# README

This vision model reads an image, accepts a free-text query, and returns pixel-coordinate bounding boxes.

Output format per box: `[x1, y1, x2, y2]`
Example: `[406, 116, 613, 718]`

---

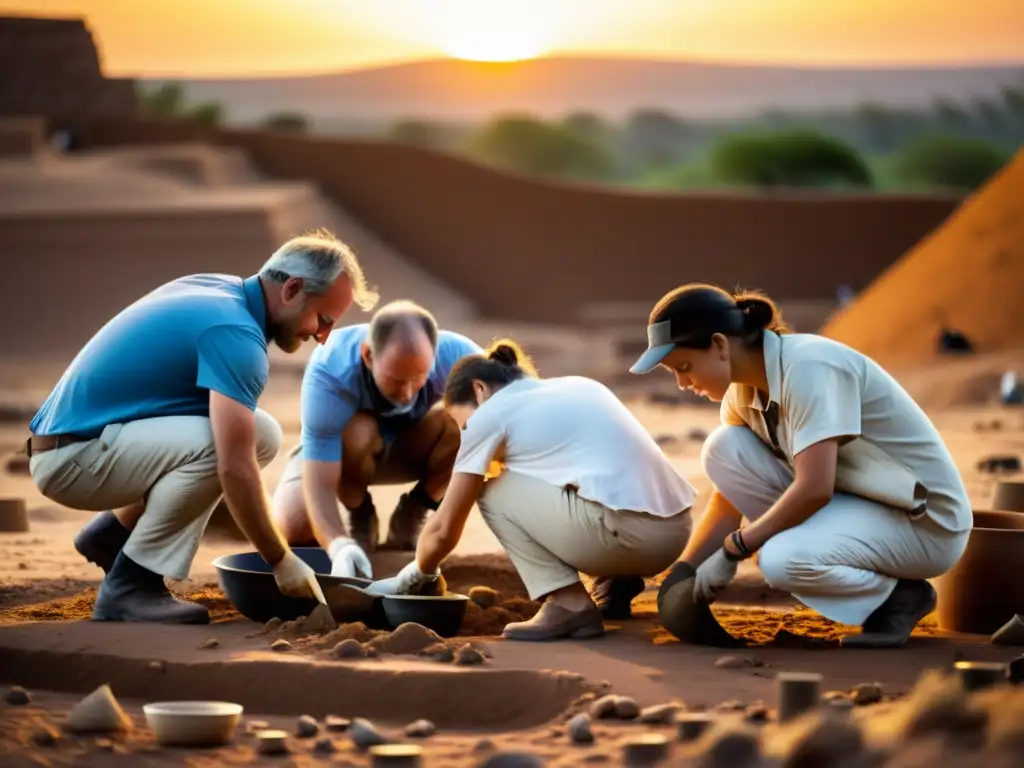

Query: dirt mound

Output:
[822, 150, 1024, 366]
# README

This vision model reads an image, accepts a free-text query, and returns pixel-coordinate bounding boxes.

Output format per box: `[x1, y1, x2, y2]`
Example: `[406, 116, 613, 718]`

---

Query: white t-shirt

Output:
[721, 331, 971, 534]
[453, 376, 696, 517]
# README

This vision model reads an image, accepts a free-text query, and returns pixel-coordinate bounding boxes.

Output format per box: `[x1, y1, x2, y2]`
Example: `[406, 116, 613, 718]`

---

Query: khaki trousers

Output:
[29, 411, 282, 579]
[702, 425, 969, 626]
[477, 470, 692, 600]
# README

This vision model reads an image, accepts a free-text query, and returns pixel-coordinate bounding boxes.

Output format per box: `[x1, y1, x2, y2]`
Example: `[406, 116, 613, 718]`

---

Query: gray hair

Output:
[259, 228, 379, 310]
[369, 300, 439, 358]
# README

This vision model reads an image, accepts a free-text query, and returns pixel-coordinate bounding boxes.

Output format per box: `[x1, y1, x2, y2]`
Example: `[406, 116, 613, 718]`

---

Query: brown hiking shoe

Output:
[382, 493, 429, 551]
[841, 579, 937, 648]
[347, 494, 379, 555]
[502, 602, 606, 641]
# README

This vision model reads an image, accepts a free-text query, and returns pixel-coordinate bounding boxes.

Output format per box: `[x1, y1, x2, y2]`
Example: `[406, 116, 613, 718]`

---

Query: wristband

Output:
[722, 545, 745, 563]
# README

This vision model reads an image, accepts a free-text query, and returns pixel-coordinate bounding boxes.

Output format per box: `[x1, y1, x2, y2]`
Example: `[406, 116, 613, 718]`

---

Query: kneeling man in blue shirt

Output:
[271, 300, 482, 577]
[27, 231, 377, 624]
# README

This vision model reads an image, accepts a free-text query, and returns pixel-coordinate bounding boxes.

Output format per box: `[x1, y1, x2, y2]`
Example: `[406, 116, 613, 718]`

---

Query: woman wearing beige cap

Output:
[630, 282, 971, 648]
[368, 338, 696, 641]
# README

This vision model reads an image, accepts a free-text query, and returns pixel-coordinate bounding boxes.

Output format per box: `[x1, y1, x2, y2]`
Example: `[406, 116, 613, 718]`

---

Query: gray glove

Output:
[693, 549, 739, 604]
[365, 560, 440, 596]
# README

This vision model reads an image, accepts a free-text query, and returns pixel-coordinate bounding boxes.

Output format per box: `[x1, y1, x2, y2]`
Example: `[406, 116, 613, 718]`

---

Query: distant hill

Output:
[144, 56, 1024, 125]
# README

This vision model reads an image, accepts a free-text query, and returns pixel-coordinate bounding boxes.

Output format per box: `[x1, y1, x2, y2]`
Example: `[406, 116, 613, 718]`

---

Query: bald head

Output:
[363, 301, 439, 405]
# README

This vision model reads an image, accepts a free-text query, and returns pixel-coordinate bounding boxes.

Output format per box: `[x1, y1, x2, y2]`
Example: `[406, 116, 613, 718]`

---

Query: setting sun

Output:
[433, 0, 555, 62]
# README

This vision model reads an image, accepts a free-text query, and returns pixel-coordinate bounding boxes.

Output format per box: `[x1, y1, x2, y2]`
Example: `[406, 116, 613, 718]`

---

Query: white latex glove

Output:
[365, 559, 439, 596]
[693, 549, 739, 604]
[328, 535, 373, 579]
[273, 550, 327, 603]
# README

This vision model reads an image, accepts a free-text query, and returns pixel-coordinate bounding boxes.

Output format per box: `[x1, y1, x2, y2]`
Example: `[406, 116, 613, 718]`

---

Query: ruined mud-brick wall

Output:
[0, 16, 136, 121]
[72, 117, 961, 325]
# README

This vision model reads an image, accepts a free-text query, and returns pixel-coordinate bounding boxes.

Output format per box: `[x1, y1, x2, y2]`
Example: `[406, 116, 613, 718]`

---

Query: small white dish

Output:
[143, 700, 243, 746]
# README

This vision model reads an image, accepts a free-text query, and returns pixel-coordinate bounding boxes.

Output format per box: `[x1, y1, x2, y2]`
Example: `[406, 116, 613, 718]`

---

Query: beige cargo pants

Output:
[29, 411, 282, 579]
[477, 470, 692, 600]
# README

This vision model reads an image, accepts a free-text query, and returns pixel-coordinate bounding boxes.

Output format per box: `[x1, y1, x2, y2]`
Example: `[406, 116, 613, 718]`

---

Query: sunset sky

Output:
[6, 0, 1024, 76]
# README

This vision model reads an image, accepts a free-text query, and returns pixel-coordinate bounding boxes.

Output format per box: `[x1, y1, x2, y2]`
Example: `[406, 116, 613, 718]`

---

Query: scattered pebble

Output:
[744, 702, 769, 723]
[478, 752, 546, 768]
[270, 639, 292, 652]
[714, 655, 762, 669]
[469, 585, 501, 609]
[296, 714, 319, 737]
[313, 737, 336, 753]
[4, 685, 31, 705]
[265, 617, 283, 632]
[716, 699, 747, 712]
[405, 719, 436, 738]
[851, 682, 884, 705]
[245, 720, 270, 734]
[474, 737, 497, 752]
[639, 702, 682, 724]
[455, 643, 486, 666]
[32, 725, 60, 747]
[66, 684, 133, 734]
[367, 623, 442, 656]
[197, 638, 219, 650]
[332, 638, 366, 659]
[590, 694, 618, 719]
[568, 713, 594, 744]
[256, 730, 289, 755]
[324, 715, 351, 732]
[421, 642, 454, 663]
[701, 725, 761, 768]
[349, 718, 389, 750]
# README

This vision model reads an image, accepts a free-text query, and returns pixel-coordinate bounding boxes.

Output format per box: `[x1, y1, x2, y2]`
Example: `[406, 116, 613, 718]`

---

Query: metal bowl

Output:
[381, 593, 470, 638]
[212, 547, 387, 627]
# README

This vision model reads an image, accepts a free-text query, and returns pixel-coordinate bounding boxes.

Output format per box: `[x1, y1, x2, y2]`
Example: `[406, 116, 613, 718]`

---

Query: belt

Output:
[26, 434, 92, 457]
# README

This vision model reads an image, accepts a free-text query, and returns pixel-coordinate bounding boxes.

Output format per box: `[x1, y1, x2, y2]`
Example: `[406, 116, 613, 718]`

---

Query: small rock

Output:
[405, 718, 436, 738]
[469, 585, 501, 609]
[421, 642, 454, 663]
[568, 713, 594, 743]
[296, 715, 319, 737]
[478, 752, 546, 768]
[256, 730, 289, 755]
[639, 702, 682, 724]
[324, 715, 351, 732]
[474, 737, 497, 752]
[245, 720, 271, 734]
[455, 644, 486, 666]
[147, 661, 164, 672]
[66, 685, 133, 734]
[744, 703, 769, 722]
[31, 724, 60, 747]
[265, 617, 283, 631]
[589, 694, 619, 719]
[313, 737, 336, 753]
[701, 725, 761, 767]
[368, 622, 442, 655]
[4, 686, 31, 705]
[348, 718, 389, 750]
[613, 696, 639, 720]
[851, 682, 884, 705]
[270, 639, 292, 652]
[198, 638, 219, 650]
[332, 638, 366, 659]
[715, 655, 761, 669]
[17, 562, 28, 570]
[716, 699, 747, 712]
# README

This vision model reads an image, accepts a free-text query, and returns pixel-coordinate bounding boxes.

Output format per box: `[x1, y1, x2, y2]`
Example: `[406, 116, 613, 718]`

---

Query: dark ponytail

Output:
[444, 338, 537, 407]
[734, 291, 789, 338]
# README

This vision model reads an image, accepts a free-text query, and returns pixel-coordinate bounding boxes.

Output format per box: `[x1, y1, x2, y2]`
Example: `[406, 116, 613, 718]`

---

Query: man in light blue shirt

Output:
[271, 300, 482, 577]
[27, 231, 378, 624]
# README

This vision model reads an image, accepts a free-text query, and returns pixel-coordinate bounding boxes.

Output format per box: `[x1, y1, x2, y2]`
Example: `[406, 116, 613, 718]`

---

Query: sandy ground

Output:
[2, 358, 1024, 765]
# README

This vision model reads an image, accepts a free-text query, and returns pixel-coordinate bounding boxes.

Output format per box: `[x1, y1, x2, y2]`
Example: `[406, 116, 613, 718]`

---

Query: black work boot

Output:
[383, 490, 432, 551]
[591, 575, 646, 620]
[92, 551, 210, 624]
[347, 494, 379, 555]
[841, 579, 937, 648]
[74, 510, 131, 573]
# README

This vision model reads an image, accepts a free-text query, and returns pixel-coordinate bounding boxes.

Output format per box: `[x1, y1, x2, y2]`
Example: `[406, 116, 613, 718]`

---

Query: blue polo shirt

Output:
[300, 324, 482, 463]
[30, 274, 271, 439]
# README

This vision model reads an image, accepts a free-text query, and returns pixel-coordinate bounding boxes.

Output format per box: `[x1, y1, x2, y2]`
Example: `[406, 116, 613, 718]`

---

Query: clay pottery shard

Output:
[656, 561, 745, 648]
[994, 480, 1024, 513]
[991, 614, 1024, 646]
[936, 510, 1024, 635]
[0, 497, 29, 533]
[65, 685, 133, 734]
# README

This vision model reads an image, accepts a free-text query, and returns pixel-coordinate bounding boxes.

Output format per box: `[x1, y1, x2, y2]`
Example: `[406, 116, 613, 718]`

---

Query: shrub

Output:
[891, 135, 1012, 191]
[470, 115, 614, 181]
[709, 130, 872, 189]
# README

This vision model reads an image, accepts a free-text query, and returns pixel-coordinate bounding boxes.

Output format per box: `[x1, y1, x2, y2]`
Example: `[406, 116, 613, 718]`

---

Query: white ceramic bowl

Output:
[143, 701, 243, 746]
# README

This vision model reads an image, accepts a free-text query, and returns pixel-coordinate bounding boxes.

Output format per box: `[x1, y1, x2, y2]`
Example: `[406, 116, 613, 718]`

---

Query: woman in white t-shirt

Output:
[629, 283, 971, 648]
[367, 339, 696, 640]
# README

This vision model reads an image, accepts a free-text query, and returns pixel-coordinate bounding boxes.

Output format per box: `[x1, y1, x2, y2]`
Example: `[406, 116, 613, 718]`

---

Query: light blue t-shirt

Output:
[300, 324, 482, 463]
[30, 274, 270, 439]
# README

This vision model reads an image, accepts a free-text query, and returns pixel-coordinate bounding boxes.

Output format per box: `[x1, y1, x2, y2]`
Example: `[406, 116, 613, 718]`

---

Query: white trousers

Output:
[478, 470, 692, 601]
[701, 425, 969, 626]
[30, 412, 282, 579]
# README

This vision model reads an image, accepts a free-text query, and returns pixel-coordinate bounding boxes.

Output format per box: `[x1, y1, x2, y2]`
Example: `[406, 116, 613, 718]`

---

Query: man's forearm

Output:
[220, 459, 288, 565]
[305, 479, 348, 548]
[681, 490, 744, 567]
